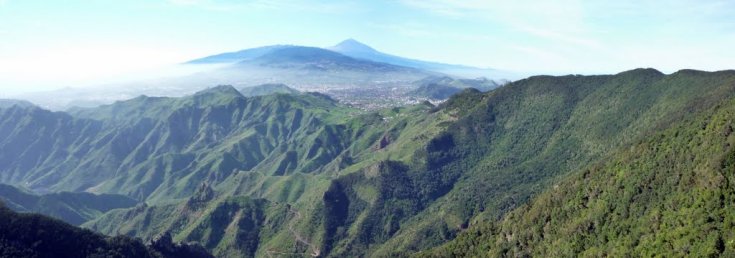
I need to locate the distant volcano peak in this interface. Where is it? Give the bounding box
[330,38,377,53]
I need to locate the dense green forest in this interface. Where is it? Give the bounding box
[2,69,735,257]
[421,85,735,257]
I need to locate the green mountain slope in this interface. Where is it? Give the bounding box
[422,89,735,257]
[86,102,444,257]
[0,184,137,225]
[0,202,213,258]
[86,185,290,258]
[4,69,735,257]
[0,85,358,202]
[303,69,735,256]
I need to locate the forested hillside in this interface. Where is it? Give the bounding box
[422,81,735,257]
[355,69,735,256]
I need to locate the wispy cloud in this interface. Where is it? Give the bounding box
[398,0,601,50]
[368,22,435,38]
[165,0,356,13]
[516,24,601,49]
[397,0,735,73]
[400,0,735,40]
[167,0,203,5]
[397,0,466,18]
[165,0,255,11]
[510,45,567,66]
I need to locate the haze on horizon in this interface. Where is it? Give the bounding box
[1,0,733,96]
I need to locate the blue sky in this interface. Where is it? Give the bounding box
[1,0,734,94]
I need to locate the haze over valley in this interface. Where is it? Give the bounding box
[9,39,507,111]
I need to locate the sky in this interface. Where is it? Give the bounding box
[1,0,734,95]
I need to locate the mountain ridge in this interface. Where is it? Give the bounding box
[184,45,291,64]
[185,39,510,79]
[328,39,513,79]
[3,68,735,257]
[0,86,354,202]
[75,68,735,257]
[237,46,417,73]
